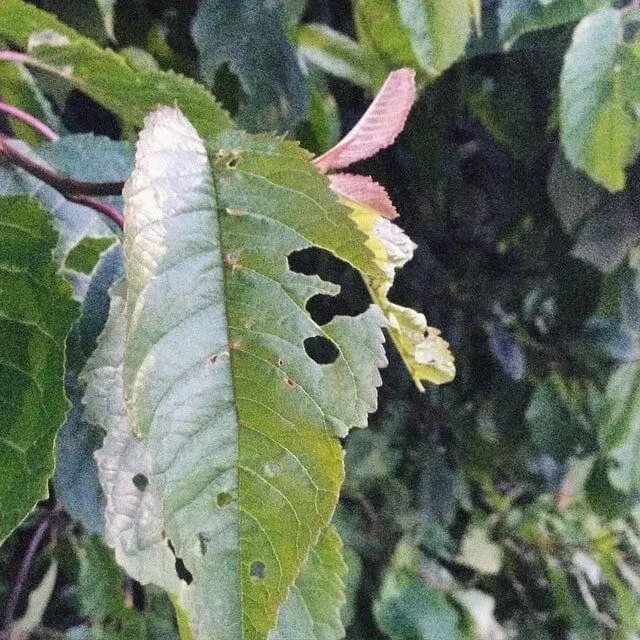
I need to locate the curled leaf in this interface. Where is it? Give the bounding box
[313,68,417,172]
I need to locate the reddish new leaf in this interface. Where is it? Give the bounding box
[329,172,398,220]
[313,68,417,173]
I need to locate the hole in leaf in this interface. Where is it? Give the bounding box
[249,561,266,582]
[166,539,194,584]
[303,336,339,364]
[132,474,148,491]
[264,462,279,477]
[288,248,370,324]
[216,492,233,508]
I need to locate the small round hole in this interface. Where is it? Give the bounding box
[217,492,233,508]
[249,561,266,582]
[303,336,339,364]
[132,474,148,491]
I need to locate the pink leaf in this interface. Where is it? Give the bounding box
[313,68,417,173]
[329,172,399,220]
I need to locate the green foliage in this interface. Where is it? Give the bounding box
[192,0,308,132]
[5,0,640,639]
[0,0,233,137]
[560,8,640,192]
[499,0,613,46]
[0,195,79,541]
[397,0,472,78]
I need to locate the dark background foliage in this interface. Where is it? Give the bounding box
[2,0,640,638]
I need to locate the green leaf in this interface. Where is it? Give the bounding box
[499,0,613,47]
[374,563,463,640]
[297,24,382,90]
[346,200,455,388]
[0,134,129,295]
[548,152,640,272]
[0,0,233,138]
[81,107,386,639]
[0,60,62,145]
[10,560,58,637]
[354,0,422,76]
[55,245,123,534]
[0,195,80,542]
[95,0,116,40]
[397,0,472,77]
[65,237,116,275]
[598,363,640,494]
[192,0,308,132]
[79,534,147,635]
[525,374,596,461]
[456,525,502,575]
[271,525,347,639]
[560,8,640,192]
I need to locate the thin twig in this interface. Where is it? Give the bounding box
[0,136,124,196]
[0,103,124,228]
[0,51,71,79]
[0,101,59,142]
[70,194,124,228]
[1,505,63,634]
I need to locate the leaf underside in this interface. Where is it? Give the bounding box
[82,107,386,639]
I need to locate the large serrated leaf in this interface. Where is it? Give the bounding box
[81,107,386,639]
[0,195,80,542]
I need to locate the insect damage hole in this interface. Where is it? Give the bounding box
[304,336,339,364]
[132,474,148,491]
[166,539,194,584]
[216,491,233,508]
[249,561,266,582]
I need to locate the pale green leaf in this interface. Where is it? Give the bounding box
[192,0,308,132]
[599,363,640,494]
[0,60,62,145]
[354,0,422,76]
[81,107,386,639]
[397,0,472,77]
[499,0,613,47]
[298,24,382,90]
[10,560,58,637]
[560,8,639,192]
[0,195,80,542]
[95,0,115,40]
[456,525,502,575]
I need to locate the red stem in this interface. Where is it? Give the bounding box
[0,101,59,141]
[70,194,124,228]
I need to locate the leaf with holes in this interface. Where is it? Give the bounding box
[0,195,79,542]
[314,68,454,389]
[81,107,386,639]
